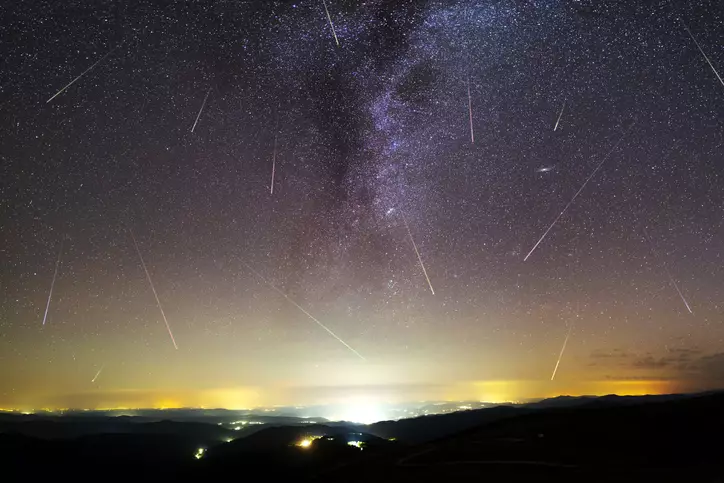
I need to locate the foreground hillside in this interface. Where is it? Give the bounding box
[1,392,722,482]
[318,392,724,482]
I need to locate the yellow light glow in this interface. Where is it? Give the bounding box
[194,447,205,460]
[296,436,321,448]
[347,440,364,449]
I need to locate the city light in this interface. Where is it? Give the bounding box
[296,436,321,449]
[194,448,206,460]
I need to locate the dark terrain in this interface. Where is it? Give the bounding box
[2,392,723,482]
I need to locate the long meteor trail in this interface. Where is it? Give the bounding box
[554,101,566,131]
[682,21,724,89]
[130,230,178,349]
[401,212,435,295]
[321,0,340,46]
[270,116,279,194]
[467,78,475,143]
[243,262,365,360]
[42,240,64,325]
[551,323,573,381]
[642,227,693,314]
[191,88,211,133]
[524,123,635,261]
[47,48,116,103]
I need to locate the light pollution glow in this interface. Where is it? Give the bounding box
[0,379,694,414]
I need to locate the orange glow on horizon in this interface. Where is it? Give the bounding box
[0,378,691,412]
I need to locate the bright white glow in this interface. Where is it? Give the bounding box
[347,440,364,449]
[333,398,386,424]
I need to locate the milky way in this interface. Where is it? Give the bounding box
[1,0,723,408]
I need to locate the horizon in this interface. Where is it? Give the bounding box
[3,378,718,415]
[4,387,721,426]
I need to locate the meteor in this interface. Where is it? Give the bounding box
[401,212,435,295]
[271,116,279,195]
[553,101,566,131]
[47,47,116,103]
[682,21,724,89]
[467,78,474,143]
[321,0,340,46]
[92,365,104,383]
[665,265,693,314]
[642,227,693,314]
[551,323,573,381]
[42,240,64,326]
[191,88,211,133]
[130,230,178,349]
[524,122,635,261]
[243,262,365,360]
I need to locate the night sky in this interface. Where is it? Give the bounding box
[1,0,723,411]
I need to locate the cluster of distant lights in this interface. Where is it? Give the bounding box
[223,420,266,430]
[194,435,367,461]
[295,436,366,450]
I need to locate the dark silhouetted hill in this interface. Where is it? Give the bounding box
[2,391,724,482]
[316,391,724,483]
[366,404,527,443]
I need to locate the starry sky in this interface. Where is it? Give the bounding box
[1,0,723,411]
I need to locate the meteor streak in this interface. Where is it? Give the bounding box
[642,227,693,314]
[467,78,474,143]
[321,0,340,46]
[47,48,116,103]
[130,230,178,349]
[665,265,693,314]
[191,88,211,133]
[42,240,64,326]
[270,116,279,195]
[401,212,435,295]
[92,365,104,383]
[682,21,724,89]
[524,123,635,261]
[243,262,365,360]
[553,101,566,131]
[551,323,573,381]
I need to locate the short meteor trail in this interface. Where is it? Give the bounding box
[642,227,693,314]
[551,323,573,381]
[92,365,104,383]
[47,48,116,103]
[130,230,178,349]
[321,0,340,46]
[243,262,365,360]
[524,122,635,261]
[467,77,475,143]
[665,265,693,314]
[682,21,724,89]
[401,212,435,295]
[191,88,211,133]
[42,240,64,326]
[553,101,566,131]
